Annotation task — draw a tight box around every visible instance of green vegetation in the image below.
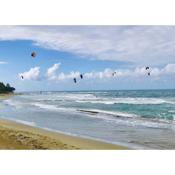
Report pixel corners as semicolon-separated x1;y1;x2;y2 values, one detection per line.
0;82;15;94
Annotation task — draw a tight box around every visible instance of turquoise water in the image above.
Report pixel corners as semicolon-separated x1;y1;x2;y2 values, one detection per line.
1;89;175;149
58;89;175;121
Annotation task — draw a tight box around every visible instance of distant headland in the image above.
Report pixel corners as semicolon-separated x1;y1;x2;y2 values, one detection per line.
0;82;15;94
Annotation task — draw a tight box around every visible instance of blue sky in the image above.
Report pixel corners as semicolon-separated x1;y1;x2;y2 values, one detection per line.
0;26;175;91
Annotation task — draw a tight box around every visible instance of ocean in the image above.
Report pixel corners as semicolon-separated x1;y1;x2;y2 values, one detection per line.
1;89;175;149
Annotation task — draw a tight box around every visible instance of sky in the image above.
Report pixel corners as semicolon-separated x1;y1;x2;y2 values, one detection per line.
0;25;175;91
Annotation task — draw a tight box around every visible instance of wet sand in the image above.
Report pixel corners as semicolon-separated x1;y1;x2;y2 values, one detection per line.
0;119;128;150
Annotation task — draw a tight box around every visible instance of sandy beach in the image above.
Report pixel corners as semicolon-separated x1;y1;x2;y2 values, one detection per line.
0;119;128;150
0;93;128;150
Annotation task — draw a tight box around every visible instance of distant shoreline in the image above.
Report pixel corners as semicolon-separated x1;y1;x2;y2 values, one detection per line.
16;88;175;94
0;93;14;100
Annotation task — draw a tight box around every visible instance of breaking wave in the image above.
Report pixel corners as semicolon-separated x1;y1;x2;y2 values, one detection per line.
76;97;175;105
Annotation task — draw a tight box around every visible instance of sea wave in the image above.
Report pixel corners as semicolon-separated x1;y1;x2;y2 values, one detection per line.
78;108;175;130
3;93;175;130
3;99;25;109
78;109;139;118
20;92;175;105
22;93;97;102
15;119;37;127
32;103;75;112
76;97;175;105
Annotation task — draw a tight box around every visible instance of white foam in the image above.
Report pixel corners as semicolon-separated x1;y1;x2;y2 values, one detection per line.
33;103;58;110
76;97;175;105
21;92;175;105
76;100;115;104
22;93;97;102
15;119;36;127
3;99;24;109
32;103;75;112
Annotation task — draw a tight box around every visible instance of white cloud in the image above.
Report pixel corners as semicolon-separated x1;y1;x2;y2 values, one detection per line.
56;71;80;81
46;63;80;81
46;63;61;80
79;64;175;80
19;67;40;80
162;64;175;74
1;26;175;65
44;63;175;82
20;63;175;82
0;61;8;64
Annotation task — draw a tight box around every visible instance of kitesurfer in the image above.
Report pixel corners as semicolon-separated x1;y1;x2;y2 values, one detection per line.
73;78;77;83
31;51;36;58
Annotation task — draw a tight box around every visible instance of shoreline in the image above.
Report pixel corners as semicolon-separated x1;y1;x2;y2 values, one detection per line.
0;119;128;150
0;93;14;100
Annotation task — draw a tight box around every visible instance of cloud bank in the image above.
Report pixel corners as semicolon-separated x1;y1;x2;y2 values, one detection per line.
19;63;175;81
84;64;175;79
1;26;175;65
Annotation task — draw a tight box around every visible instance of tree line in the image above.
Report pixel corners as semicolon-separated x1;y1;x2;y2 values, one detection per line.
0;82;15;93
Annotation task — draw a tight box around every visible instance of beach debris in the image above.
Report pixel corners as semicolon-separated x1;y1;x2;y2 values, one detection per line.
80;74;83;79
31;51;36;58
148;72;151;76
73;78;77;83
145;66;149;70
